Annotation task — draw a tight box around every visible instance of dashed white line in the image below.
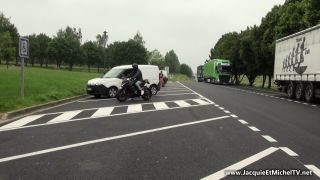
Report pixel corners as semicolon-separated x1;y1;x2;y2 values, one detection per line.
174;100;191;107
262;135;277;142
230;114;238;118
193;99;210;105
153;102;169;110
0;115;44;130
47;110;82;123
238;120;249;124
201;147;279;180
248;126;260;132
0;116;230;163
91;107;114;118
305;165;320;177
219;107;225;110
280;147;298;156
223;110;231;114
127;104;143;113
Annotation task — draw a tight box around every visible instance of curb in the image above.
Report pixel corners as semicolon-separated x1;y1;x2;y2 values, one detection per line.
0;95;88;123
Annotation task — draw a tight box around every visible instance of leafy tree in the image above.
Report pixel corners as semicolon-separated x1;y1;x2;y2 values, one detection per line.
211;32;243;84
37;33;52;68
165;50;180;73
0;13;19;65
48;26;82;70
48;37;66;68
106;40;148;67
27;34;40;67
82;41;102;72
180;63;193;77
0;31;16;68
239;27;259;86
149;49;165;69
132;31;145;46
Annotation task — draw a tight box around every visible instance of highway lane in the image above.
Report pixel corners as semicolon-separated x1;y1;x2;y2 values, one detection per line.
0;81;319;179
184;82;320;168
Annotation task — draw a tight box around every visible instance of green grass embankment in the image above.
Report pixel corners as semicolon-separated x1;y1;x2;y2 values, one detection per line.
0;65;101;112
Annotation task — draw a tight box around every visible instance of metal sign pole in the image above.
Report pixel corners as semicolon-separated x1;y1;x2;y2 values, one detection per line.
21;58;24;98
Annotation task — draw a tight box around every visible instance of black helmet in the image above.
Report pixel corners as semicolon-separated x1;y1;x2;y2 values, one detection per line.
132;63;138;69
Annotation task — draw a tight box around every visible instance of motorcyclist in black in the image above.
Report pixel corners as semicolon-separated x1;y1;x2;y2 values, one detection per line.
128;63;144;95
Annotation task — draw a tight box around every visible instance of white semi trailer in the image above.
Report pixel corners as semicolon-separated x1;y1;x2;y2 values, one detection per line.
274;24;320;102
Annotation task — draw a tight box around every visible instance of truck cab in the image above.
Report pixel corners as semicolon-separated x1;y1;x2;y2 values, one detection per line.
203;59;232;84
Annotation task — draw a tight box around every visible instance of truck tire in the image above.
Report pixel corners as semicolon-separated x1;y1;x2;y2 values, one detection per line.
287;82;296;99
305;83;315;103
295;82;305;101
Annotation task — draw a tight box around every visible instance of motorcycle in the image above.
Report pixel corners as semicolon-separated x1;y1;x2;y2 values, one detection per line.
116;78;152;102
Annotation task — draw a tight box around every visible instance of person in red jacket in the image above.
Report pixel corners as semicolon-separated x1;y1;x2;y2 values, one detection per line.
159;71;165;87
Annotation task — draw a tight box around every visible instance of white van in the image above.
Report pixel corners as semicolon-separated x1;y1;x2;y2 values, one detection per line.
87;65;160;98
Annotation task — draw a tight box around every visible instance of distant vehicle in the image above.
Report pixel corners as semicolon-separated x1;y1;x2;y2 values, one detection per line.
203;59;232;84
87;65;160;98
274;24;320;102
197;65;204;82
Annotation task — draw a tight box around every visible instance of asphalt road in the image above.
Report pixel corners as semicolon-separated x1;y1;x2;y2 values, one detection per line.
0;81;319;180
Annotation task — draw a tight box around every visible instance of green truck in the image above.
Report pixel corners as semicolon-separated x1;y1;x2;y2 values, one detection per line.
203;59;232;84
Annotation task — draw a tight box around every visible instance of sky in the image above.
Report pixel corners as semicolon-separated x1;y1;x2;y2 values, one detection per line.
1;0;285;72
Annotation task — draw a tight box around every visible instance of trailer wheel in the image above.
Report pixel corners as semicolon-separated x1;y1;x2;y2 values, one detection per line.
287;82;296;99
305;83;315;103
295;82;305;101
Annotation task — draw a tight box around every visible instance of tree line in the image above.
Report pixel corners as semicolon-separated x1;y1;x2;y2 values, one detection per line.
209;0;320;88
0;12;193;77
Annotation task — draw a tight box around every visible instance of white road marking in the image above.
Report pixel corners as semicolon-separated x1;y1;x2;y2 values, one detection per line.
248;126;260;132
305;165;320;177
161;87;188;90
214;105;219;107
158;90;191;93
174;100;191;107
201;147;279;180
0;115;44;130
219;107;225;110
153;102;169;110
156;93;196;97
78;98;115;103
262;135;277;142
279;147;298;156
312;105;317;107
230;114;238;118
47;110;82;123
91;107;114;118
127;104;143;113
223;110;231;114
178;82;215;104
192;99;210;105
238;120;248;124
0;99;214;132
0;116;230;163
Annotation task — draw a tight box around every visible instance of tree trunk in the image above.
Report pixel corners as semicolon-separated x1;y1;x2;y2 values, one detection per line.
268;75;272;89
262;74;266;88
88;64;90;72
45;59;48;68
6;60;9;69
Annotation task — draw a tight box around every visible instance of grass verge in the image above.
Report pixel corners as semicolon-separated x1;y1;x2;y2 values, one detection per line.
169;74;194;82
0;65;101;112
